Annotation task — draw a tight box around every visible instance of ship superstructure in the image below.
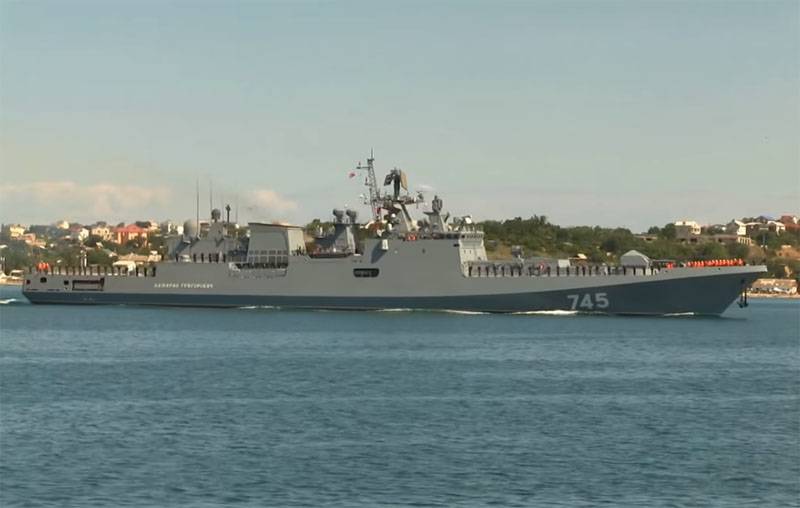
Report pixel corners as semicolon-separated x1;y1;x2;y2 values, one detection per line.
22;154;765;315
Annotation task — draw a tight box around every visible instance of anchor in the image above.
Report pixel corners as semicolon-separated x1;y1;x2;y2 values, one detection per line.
737;279;749;308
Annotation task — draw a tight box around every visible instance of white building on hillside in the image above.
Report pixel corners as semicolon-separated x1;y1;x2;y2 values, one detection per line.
674;220;701;241
725;220;747;236
68;226;90;242
7;224;26;239
90;224;113;241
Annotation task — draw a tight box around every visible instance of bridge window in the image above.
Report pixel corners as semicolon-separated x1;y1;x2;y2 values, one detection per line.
353;268;379;278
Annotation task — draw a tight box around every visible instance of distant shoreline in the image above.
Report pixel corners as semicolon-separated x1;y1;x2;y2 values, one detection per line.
747;293;799;300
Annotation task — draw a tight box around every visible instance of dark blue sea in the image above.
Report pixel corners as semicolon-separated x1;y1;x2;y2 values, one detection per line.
1;286;798;507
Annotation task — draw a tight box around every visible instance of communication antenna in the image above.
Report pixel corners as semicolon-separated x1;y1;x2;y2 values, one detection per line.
209;180;213;218
195;178;200;238
354;149;381;221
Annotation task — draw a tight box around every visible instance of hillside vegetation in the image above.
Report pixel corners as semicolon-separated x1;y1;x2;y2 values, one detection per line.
480;216;799;279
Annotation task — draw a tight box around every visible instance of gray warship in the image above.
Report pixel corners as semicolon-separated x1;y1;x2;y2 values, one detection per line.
23;154;765;315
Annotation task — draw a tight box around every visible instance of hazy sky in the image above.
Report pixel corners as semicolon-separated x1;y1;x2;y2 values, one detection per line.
1;0;798;232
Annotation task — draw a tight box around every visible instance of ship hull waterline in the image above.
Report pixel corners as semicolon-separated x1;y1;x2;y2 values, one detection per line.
22;267;765;316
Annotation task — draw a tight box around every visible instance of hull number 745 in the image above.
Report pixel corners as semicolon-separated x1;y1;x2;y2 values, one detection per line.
566;292;609;310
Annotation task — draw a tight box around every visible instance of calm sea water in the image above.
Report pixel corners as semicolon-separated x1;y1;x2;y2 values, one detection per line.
1;286;798;507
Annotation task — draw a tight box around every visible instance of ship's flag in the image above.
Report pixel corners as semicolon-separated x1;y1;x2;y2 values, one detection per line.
348;171;356;179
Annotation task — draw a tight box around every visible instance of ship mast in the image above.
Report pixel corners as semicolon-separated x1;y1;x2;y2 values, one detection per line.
354;150;381;221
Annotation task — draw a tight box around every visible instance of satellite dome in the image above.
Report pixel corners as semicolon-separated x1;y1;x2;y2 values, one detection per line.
183;219;198;238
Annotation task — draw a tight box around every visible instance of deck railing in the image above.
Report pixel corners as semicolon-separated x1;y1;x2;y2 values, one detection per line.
464;263;663;278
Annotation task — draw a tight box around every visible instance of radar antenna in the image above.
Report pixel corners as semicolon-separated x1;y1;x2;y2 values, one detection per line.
354;149;381;221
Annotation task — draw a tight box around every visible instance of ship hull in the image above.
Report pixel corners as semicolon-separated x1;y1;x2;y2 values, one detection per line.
23;266;765;315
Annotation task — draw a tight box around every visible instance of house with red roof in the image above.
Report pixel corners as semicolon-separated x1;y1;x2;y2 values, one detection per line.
780;215;799;232
113;224;149;245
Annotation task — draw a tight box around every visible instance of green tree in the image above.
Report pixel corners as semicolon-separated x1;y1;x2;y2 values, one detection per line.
600;228;636;255
658;223;676;240
86;249;114;266
696;242;727;260
83;235;103;247
724;242;750;260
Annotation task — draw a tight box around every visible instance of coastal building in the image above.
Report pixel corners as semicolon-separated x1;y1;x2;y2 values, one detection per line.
133;220;161;233
749;221;785;235
768;221;786;235
113;224;149;245
6;224;26;239
711;234;753;246
745;218;786;236
22;233;46;249
674;220;701;242
68;226;90;242
160;220;178;235
55;220;70;230
744;222;762;236
779;215;799;232
90;224;113;241
725;220;747;236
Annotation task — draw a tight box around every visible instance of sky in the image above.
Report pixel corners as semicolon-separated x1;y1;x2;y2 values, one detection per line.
1;0;798;232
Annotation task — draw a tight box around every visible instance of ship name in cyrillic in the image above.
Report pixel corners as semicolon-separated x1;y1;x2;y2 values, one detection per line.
153;282;214;289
